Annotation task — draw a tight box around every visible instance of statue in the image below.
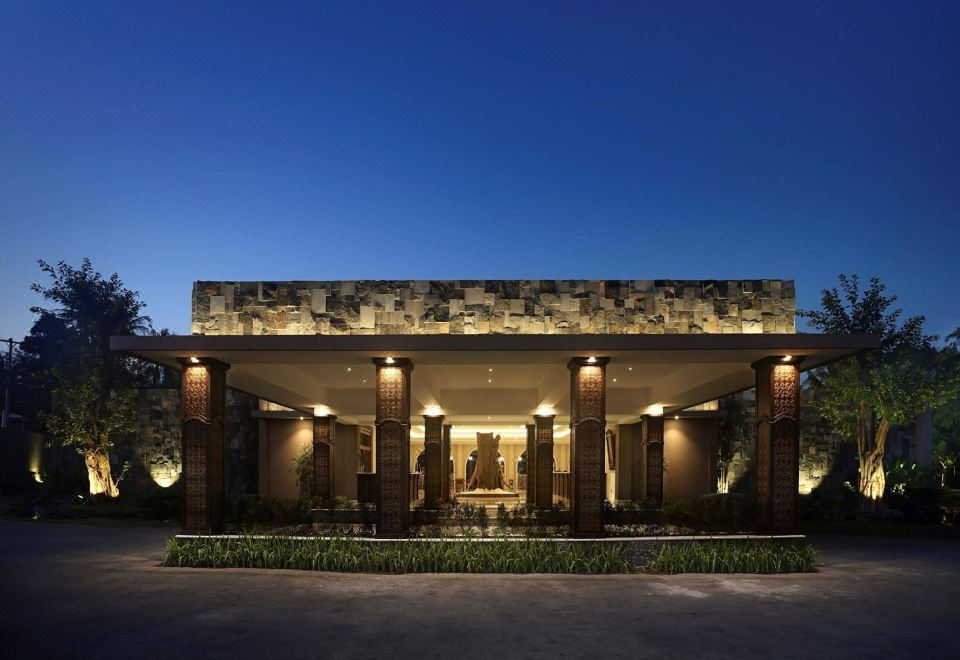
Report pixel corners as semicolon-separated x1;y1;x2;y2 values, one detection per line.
465;432;506;491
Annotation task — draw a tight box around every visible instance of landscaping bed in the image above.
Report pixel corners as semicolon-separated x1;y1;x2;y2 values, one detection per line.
165;534;818;574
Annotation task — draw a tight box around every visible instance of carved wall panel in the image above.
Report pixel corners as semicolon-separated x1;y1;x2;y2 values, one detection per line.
423;416;443;507
569;358;608;536
526;423;537;505
374;359;412;536
755;359;800;532
312;416;335;499
643;415;665;504
534;416;554;508
182;366;210;423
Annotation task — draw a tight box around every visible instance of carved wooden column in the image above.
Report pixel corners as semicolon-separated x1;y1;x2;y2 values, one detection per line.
312;415;336;500
178;357;229;533
641;415;664;505
525;423;537;505
373;357;413;537
533;415;554;508
423;414;444;507
441;423;452;503
569;357;609;536
754;357;802;532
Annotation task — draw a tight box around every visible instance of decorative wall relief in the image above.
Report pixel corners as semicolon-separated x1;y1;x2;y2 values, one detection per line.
192;280;796;336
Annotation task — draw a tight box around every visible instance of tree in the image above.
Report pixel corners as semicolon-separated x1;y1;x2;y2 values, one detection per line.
933;329;960;488
802;275;958;512
25;259;151;497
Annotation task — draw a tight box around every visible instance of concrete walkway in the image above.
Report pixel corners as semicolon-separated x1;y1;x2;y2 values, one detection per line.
1;520;957;658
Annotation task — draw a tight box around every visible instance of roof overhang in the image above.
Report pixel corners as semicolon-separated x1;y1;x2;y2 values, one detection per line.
112;333;878;425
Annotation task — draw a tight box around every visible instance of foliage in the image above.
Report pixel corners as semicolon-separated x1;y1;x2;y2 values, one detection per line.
604;495;754;533
717;398;749;493
24;259;151;497
933;330;960;488
292;444;313;498
651;540;818;574
164;536;632;574
801;275;959;511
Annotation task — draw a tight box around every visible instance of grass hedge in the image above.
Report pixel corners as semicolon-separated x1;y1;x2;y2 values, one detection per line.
165;536;632;574
651;540;818;574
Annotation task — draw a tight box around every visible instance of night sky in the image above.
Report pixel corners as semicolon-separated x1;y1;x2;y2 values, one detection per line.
2;1;958;340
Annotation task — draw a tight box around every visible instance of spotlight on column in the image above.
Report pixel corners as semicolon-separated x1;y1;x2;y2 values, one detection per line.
781;355;793;363
313;405;333;417
189;356;200;363
423;405;443;417
385;356;395;364
587;356;597;363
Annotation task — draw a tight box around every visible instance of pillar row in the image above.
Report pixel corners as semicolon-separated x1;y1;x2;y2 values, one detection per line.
754;357;802;532
312;415;336;500
373;357;413;537
178;357;229;533
569;357;609;537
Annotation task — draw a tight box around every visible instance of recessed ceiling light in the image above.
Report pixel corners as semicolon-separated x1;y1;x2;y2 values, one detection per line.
587;356;597;363
346;367;352;372
628;367;633;371
488;367;493;372
385;356;394;364
189;356;200;364
488;378;492;383
612;378;617;383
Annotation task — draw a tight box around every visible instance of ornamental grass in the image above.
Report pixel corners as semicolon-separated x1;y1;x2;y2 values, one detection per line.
164;536;632;574
650;540;818;574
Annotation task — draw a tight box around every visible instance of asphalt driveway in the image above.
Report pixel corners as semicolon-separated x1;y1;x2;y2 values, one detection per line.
1;520;957;658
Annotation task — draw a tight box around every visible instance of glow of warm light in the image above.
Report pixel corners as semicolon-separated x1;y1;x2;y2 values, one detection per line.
149;465;180;488
643;404;665;416
189;356;200;363
535;405;556;416
587;356;597;363
423;405;444;417
674;414;680;420
488;368;493;372
385;356;395;364
782;355;793;362
313;405;333;417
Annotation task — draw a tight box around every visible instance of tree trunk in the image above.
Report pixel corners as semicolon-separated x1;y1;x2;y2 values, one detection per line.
85;451;119;498
466;433;505;491
858;418;890;513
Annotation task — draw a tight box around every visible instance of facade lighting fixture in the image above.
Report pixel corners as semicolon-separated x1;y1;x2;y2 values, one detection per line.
782;355;793;362
189;356;200;363
385;356;394;364
587;356;597;363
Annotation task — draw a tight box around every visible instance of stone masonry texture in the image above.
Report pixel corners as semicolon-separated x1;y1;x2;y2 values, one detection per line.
191;280;796;336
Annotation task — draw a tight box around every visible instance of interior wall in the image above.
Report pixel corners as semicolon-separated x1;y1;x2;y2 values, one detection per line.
258;418;312;498
663;417;719;502
334;422;358;500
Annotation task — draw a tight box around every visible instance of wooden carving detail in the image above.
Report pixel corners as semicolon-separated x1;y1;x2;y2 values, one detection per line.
374;359;411;536
182;366;210;423
182;421;208;532
377;421;407;534
573;420;605;535
534;417;554;508
643;416;664;504
312;417;334;499
569;359;607;536
755;360;800;532
423;416;443;506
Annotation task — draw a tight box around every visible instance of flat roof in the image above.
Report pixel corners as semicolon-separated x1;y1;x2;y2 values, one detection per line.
112;333;878;424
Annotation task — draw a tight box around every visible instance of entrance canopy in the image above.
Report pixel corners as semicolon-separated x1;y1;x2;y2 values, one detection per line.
112;333;877;425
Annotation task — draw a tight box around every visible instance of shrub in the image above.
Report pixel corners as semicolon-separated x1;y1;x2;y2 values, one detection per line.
164;536;632;574
651;540;818;574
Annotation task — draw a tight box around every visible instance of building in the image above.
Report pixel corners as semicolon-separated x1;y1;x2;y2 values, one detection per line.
112;279;877;536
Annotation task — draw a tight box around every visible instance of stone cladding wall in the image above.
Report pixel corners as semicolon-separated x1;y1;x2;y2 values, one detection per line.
191;280;796;336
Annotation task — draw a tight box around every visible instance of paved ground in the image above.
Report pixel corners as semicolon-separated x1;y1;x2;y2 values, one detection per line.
1;521;958;659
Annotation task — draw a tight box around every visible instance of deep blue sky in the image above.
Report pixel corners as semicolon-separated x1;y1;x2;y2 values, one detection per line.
2;1;958;340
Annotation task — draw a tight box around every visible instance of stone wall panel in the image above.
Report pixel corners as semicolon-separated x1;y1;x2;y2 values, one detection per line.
192;280;796;336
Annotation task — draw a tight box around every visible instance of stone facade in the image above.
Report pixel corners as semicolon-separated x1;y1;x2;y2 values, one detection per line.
131;388;259;493
135;389;182;488
191;280;796;336
721;388;843;496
